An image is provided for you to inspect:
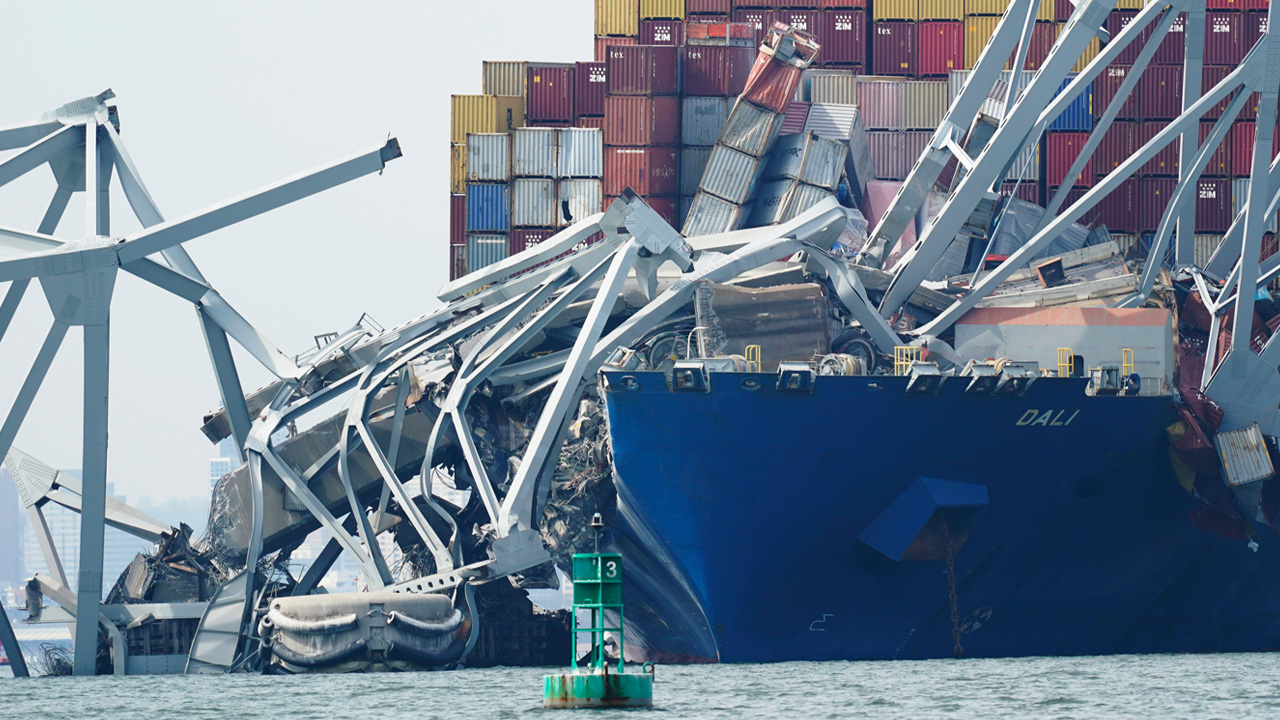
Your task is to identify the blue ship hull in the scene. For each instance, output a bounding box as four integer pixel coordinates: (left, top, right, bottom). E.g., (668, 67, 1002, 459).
(602, 371, 1280, 662)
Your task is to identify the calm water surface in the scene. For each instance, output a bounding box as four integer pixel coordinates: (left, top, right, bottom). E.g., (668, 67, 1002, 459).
(3, 653, 1279, 719)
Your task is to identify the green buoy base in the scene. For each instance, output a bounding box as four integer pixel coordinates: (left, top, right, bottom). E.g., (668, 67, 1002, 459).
(543, 671, 654, 708)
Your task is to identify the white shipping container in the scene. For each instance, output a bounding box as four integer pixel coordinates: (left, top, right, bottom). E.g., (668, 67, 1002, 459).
(466, 133, 510, 182)
(683, 191, 746, 237)
(902, 80, 949, 130)
(681, 146, 714, 196)
(683, 97, 733, 147)
(512, 128, 557, 178)
(810, 73, 859, 106)
(558, 128, 604, 179)
(699, 144, 763, 205)
(558, 179, 602, 227)
(720, 101, 784, 158)
(511, 178, 557, 227)
(466, 233, 510, 272)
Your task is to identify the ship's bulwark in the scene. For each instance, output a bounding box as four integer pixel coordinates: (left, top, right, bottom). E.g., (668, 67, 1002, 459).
(604, 371, 1280, 663)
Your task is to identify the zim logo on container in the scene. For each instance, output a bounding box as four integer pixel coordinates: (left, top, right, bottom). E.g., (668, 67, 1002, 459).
(1015, 409, 1081, 427)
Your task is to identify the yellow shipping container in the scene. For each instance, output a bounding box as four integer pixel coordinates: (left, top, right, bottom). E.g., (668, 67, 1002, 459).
(450, 144, 467, 195)
(450, 95, 525, 145)
(640, 0, 684, 20)
(596, 0, 640, 36)
(919, 0, 965, 20)
(964, 15, 1000, 69)
(963, 0, 1053, 20)
(482, 61, 528, 97)
(874, 0, 920, 20)
(1116, 0, 1144, 8)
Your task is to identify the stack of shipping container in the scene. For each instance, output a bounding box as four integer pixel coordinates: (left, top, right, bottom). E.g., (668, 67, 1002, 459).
(448, 0, 1280, 278)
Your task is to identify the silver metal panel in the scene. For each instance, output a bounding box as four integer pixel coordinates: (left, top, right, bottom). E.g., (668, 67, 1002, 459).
(782, 183, 834, 223)
(1217, 423, 1276, 486)
(466, 133, 510, 182)
(682, 97, 733, 147)
(511, 178, 556, 227)
(698, 144, 763, 205)
(681, 146, 714, 196)
(903, 80, 950, 131)
(557, 179, 602, 227)
(762, 131, 847, 190)
(483, 61, 528, 96)
(466, 233, 511, 271)
(512, 128, 556, 178)
(683, 191, 746, 237)
(810, 73, 859, 105)
(720, 101, 784, 158)
(557, 128, 603, 179)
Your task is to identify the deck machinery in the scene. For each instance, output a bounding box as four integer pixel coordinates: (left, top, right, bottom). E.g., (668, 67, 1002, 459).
(0, 0, 1278, 674)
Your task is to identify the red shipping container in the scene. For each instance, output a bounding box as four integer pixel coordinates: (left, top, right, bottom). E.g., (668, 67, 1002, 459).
(820, 0, 868, 8)
(1138, 177, 1177, 232)
(1244, 0, 1269, 9)
(730, 9, 777, 47)
(1022, 22, 1057, 71)
(684, 45, 757, 95)
(576, 116, 608, 131)
(510, 228, 556, 254)
(604, 147, 680, 196)
(1136, 121, 1180, 177)
(743, 53, 804, 112)
(1199, 121, 1234, 177)
(918, 21, 963, 76)
(604, 95, 681, 146)
(595, 36, 639, 63)
(776, 0, 822, 8)
(1153, 13, 1186, 66)
(1046, 132, 1094, 188)
(687, 0, 732, 13)
(607, 45, 682, 95)
(1094, 121, 1135, 180)
(640, 19, 686, 45)
(816, 9, 869, 66)
(1058, 179, 1139, 233)
(450, 194, 466, 247)
(526, 64, 576, 123)
(1106, 11, 1153, 66)
(1137, 65, 1183, 120)
(576, 62, 607, 117)
(778, 9, 820, 35)
(1231, 122, 1280, 177)
(1094, 65, 1140, 120)
(1201, 65, 1233, 121)
(1205, 12, 1245, 65)
(872, 21, 918, 77)
(686, 20, 756, 46)
(1196, 178, 1233, 232)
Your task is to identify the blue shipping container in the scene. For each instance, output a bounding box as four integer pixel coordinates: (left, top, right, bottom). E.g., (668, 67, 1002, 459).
(466, 182, 511, 232)
(1048, 77, 1093, 133)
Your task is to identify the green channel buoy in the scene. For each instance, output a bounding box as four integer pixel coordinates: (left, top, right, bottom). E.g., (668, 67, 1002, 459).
(543, 514, 654, 709)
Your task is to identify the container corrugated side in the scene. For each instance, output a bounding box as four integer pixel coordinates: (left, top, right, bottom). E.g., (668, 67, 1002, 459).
(816, 9, 868, 66)
(607, 44, 681, 96)
(811, 73, 859, 105)
(763, 132, 848, 190)
(681, 146, 715, 196)
(1047, 76, 1093, 132)
(918, 0, 963, 20)
(559, 128, 604, 178)
(511, 178, 557, 228)
(597, 0, 641, 36)
(749, 179, 799, 226)
(511, 229, 557, 254)
(683, 191, 746, 236)
(512, 128, 556, 178)
(918, 21, 964, 76)
(449, 243, 467, 281)
(782, 182, 835, 222)
(687, 0, 729, 13)
(595, 35, 640, 63)
(1196, 178, 1232, 233)
(1137, 177, 1176, 233)
(873, 0, 919, 20)
(965, 0, 1053, 19)
(902, 80, 948, 129)
(558, 179, 603, 227)
(1233, 178, 1280, 234)
(1198, 121, 1233, 178)
(640, 19, 685, 45)
(450, 144, 467, 194)
(780, 101, 812, 135)
(466, 233, 510, 272)
(871, 20, 919, 77)
(640, 0, 685, 19)
(856, 76, 905, 130)
(720, 101, 784, 157)
(700, 144, 763, 204)
(1205, 13, 1245, 65)
(683, 97, 733, 146)
(1216, 423, 1276, 486)
(604, 95, 682, 146)
(466, 183, 511, 232)
(527, 64, 576, 123)
(483, 62, 528, 97)
(901, 130, 930, 176)
(962, 15, 998, 69)
(576, 62, 608, 117)
(1194, 234, 1224, 270)
(467, 133, 511, 182)
(1063, 24, 1100, 73)
(867, 131, 907, 180)
(450, 194, 466, 247)
(452, 95, 525, 144)
(603, 146, 680, 196)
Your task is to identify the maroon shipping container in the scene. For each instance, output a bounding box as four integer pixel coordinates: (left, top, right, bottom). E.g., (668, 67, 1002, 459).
(918, 21, 963, 77)
(730, 9, 777, 47)
(576, 62, 607, 117)
(815, 9, 869, 66)
(1094, 65, 1139, 120)
(776, 0, 822, 8)
(777, 9, 819, 35)
(1023, 21, 1057, 71)
(1196, 178, 1233, 233)
(780, 100, 811, 134)
(1138, 177, 1177, 232)
(743, 53, 804, 112)
(1137, 65, 1183, 120)
(1202, 65, 1233, 121)
(449, 244, 466, 282)
(1106, 12, 1153, 66)
(1232, 122, 1280, 177)
(1242, 10, 1268, 51)
(640, 19, 686, 45)
(511, 228, 556, 254)
(607, 45, 682, 95)
(687, 0, 732, 13)
(1054, 0, 1074, 22)
(684, 45, 757, 95)
(1001, 180, 1041, 205)
(526, 64, 576, 123)
(450, 194, 466, 247)
(604, 95, 682, 146)
(576, 116, 608, 131)
(1199, 121, 1234, 177)
(1206, 0, 1247, 7)
(1046, 132, 1094, 188)
(1244, 0, 1268, 9)
(1094, 121, 1135, 181)
(604, 147, 680, 196)
(1153, 13, 1185, 66)
(1058, 179, 1139, 233)
(1136, 122, 1180, 177)
(1205, 12, 1245, 65)
(820, 0, 868, 8)
(872, 21, 918, 77)
(595, 36, 639, 63)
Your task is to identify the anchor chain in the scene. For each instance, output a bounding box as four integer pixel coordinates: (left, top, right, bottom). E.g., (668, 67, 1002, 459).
(941, 514, 963, 659)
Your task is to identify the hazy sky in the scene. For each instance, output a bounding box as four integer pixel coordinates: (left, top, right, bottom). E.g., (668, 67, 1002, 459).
(0, 1, 594, 505)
